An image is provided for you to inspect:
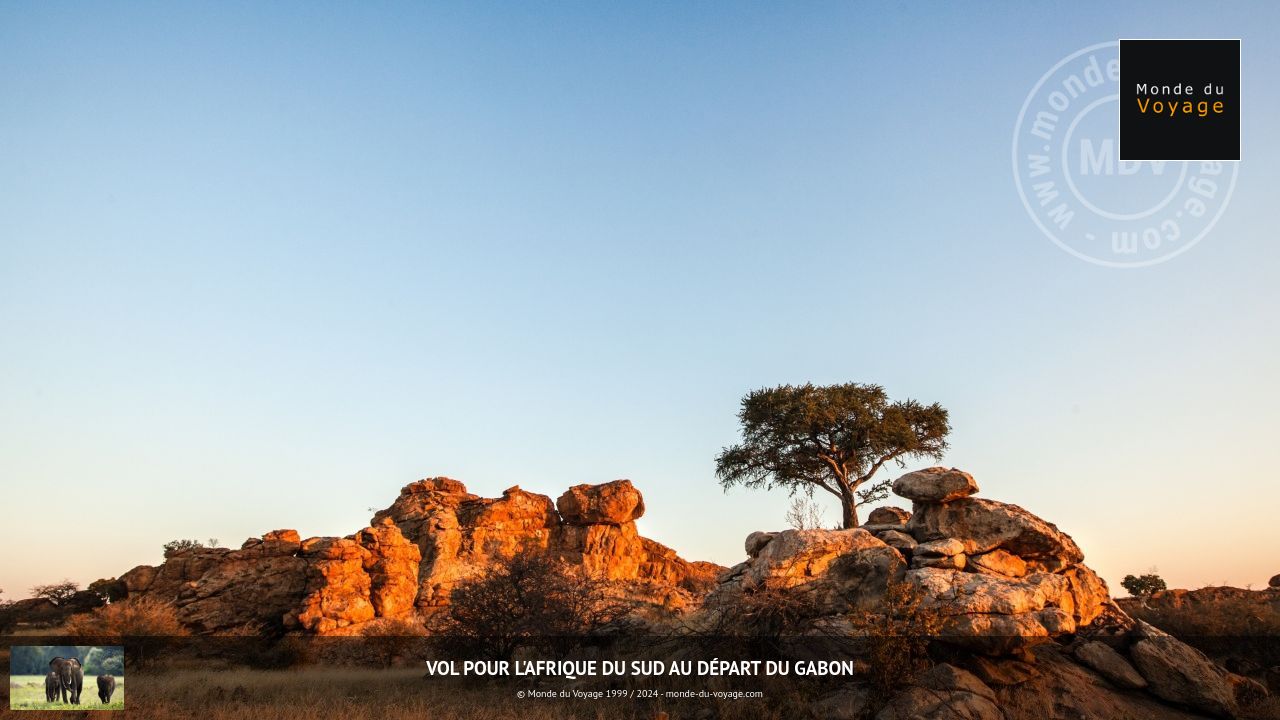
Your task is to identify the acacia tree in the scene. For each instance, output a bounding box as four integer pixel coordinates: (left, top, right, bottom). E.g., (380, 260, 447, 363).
(30, 580, 79, 606)
(715, 383, 950, 528)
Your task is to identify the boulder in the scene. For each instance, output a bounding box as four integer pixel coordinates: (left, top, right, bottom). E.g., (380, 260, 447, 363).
(913, 553, 966, 570)
(119, 564, 159, 596)
(1073, 640, 1147, 689)
(912, 538, 966, 570)
(891, 467, 978, 503)
(745, 531, 777, 558)
(876, 664, 1001, 720)
(874, 529, 917, 553)
(556, 479, 645, 525)
(907, 568, 1078, 654)
(908, 497, 1084, 569)
(967, 549, 1028, 578)
(993, 645, 1219, 720)
(732, 529, 905, 613)
(1270, 574, 1280, 589)
(866, 506, 911, 526)
(964, 655, 1040, 686)
(915, 538, 966, 557)
(1129, 621, 1238, 718)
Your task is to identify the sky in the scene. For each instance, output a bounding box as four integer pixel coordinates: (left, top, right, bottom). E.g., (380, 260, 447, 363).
(2, 2, 1278, 600)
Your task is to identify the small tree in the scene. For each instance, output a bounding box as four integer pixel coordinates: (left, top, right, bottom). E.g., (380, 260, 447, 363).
(716, 383, 950, 528)
(1122, 573, 1167, 598)
(30, 580, 79, 606)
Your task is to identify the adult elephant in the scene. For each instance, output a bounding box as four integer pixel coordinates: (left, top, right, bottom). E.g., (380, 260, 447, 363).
(44, 671, 59, 703)
(97, 674, 116, 704)
(48, 656, 83, 704)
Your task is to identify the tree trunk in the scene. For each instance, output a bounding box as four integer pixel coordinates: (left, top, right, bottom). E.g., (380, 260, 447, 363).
(839, 485, 858, 529)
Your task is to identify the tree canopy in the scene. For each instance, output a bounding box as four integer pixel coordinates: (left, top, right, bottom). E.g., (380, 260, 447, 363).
(1121, 573, 1167, 598)
(715, 382, 950, 528)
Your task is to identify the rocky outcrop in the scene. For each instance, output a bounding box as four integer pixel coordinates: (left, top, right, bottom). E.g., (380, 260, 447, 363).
(1270, 574, 1280, 589)
(988, 645, 1221, 719)
(908, 497, 1084, 573)
(121, 478, 716, 633)
(370, 478, 717, 610)
(715, 529, 905, 614)
(173, 531, 308, 633)
(707, 466, 1266, 719)
(355, 519, 421, 619)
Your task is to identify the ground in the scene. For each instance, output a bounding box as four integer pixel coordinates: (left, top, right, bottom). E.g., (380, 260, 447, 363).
(7, 674, 125, 711)
(0, 667, 786, 719)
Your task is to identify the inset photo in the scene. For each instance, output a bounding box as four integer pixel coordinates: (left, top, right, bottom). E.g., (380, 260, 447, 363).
(7, 646, 124, 711)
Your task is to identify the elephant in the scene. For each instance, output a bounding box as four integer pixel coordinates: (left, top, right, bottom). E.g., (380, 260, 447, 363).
(44, 671, 59, 703)
(97, 674, 116, 704)
(48, 656, 83, 704)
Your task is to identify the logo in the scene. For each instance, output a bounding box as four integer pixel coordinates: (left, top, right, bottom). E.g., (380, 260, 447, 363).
(1012, 42, 1238, 268)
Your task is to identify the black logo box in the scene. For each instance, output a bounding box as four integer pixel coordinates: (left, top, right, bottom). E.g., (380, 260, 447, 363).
(1119, 39, 1240, 161)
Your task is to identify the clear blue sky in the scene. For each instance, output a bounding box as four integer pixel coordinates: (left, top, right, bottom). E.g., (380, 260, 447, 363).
(2, 2, 1278, 599)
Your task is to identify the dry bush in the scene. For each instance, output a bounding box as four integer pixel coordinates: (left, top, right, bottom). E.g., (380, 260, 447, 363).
(95, 665, 802, 720)
(432, 552, 632, 662)
(846, 579, 944, 701)
(61, 596, 189, 670)
(325, 617, 431, 667)
(1125, 595, 1280, 675)
(61, 596, 188, 637)
(1127, 596, 1280, 639)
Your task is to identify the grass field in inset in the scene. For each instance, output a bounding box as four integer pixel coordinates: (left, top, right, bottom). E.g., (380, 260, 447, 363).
(7, 674, 125, 711)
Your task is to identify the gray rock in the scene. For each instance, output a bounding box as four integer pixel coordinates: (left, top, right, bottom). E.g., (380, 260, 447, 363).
(1129, 622, 1237, 717)
(892, 467, 979, 503)
(908, 497, 1084, 569)
(876, 664, 1001, 720)
(1074, 640, 1147, 689)
(875, 529, 917, 552)
(745, 531, 776, 558)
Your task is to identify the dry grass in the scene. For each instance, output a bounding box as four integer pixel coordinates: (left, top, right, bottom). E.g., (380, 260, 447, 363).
(0, 666, 800, 720)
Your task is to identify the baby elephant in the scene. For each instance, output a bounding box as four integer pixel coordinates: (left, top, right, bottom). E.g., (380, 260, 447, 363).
(44, 671, 59, 702)
(97, 675, 116, 704)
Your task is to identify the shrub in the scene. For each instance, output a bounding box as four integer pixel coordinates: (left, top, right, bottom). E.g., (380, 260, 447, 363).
(162, 539, 205, 556)
(62, 596, 189, 670)
(62, 596, 188, 638)
(432, 552, 631, 662)
(846, 579, 944, 701)
(1121, 573, 1167, 598)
